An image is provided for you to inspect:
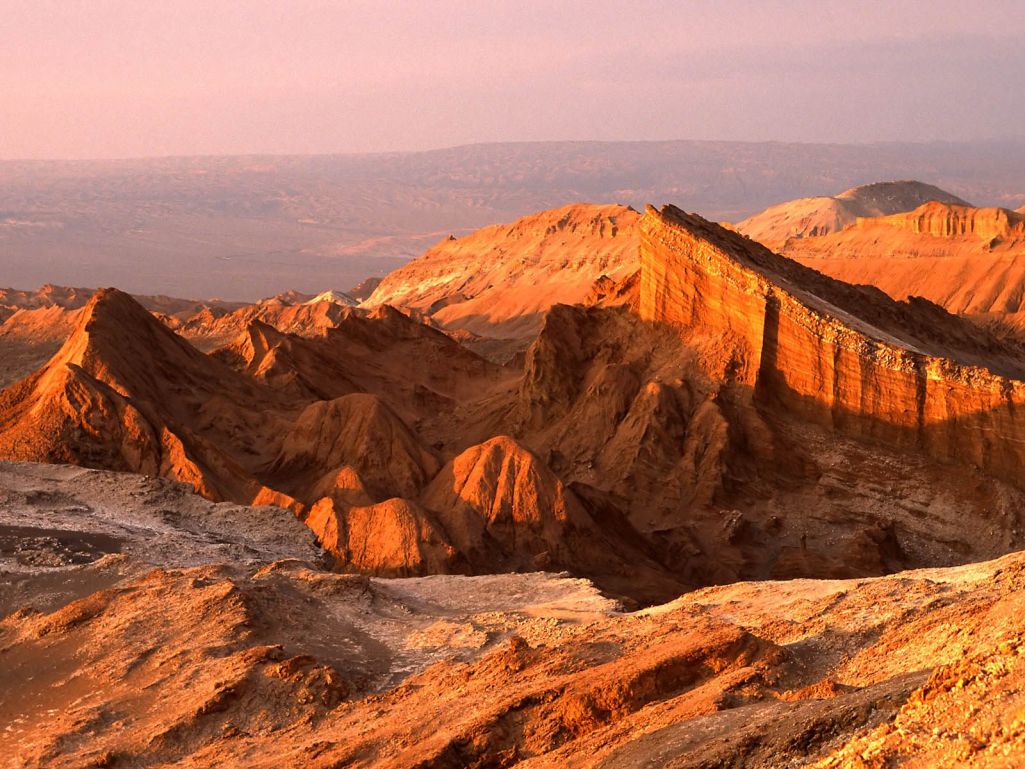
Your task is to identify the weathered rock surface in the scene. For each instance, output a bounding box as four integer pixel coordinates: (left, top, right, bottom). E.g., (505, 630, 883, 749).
(478, 206, 1025, 589)
(0, 290, 682, 600)
(776, 202, 1025, 327)
(270, 394, 440, 503)
(0, 289, 286, 504)
(364, 203, 640, 339)
(0, 285, 242, 388)
(9, 206, 1025, 600)
(3, 463, 1025, 769)
(305, 496, 456, 576)
(641, 204, 1025, 485)
(735, 180, 969, 249)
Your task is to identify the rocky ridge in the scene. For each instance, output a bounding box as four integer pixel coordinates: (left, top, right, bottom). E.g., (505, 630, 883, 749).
(363, 203, 641, 341)
(641, 203, 1025, 484)
(8, 204, 1025, 600)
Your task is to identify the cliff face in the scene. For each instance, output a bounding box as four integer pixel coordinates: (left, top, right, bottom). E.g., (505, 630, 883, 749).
(639, 204, 1025, 488)
(870, 201, 1025, 240)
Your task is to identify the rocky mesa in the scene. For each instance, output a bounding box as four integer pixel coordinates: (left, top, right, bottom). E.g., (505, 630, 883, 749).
(734, 180, 970, 249)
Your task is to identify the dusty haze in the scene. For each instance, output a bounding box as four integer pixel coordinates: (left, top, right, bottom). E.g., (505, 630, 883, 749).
(4, 141, 1025, 300)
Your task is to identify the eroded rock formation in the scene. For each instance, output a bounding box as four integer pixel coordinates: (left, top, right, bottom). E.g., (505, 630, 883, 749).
(774, 203, 1025, 329)
(363, 203, 641, 340)
(8, 204, 1025, 598)
(640, 204, 1025, 485)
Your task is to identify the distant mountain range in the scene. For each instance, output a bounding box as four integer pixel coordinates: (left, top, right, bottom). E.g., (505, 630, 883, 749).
(3, 140, 1024, 300)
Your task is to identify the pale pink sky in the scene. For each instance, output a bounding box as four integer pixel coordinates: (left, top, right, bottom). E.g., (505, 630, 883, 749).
(2, 0, 1023, 159)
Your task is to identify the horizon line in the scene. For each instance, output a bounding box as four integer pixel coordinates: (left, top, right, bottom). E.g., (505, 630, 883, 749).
(3, 136, 1025, 165)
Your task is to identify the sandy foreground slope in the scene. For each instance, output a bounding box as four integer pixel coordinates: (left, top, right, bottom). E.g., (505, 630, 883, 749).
(2, 460, 1025, 768)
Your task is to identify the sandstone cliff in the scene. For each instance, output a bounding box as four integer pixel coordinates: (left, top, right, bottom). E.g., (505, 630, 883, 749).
(640, 204, 1025, 484)
(483, 206, 1025, 588)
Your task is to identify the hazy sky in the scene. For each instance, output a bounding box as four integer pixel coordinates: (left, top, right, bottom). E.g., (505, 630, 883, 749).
(3, 0, 1024, 159)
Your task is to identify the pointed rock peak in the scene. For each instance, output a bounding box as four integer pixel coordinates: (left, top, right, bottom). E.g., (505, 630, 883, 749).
(244, 318, 287, 347)
(305, 495, 455, 577)
(53, 286, 192, 366)
(366, 304, 407, 322)
(435, 436, 556, 484)
(272, 392, 439, 502)
(422, 435, 580, 529)
(82, 287, 154, 323)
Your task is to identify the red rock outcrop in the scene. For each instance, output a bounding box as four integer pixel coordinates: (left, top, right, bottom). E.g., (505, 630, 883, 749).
(420, 436, 591, 564)
(639, 204, 1025, 487)
(0, 289, 285, 503)
(214, 304, 509, 421)
(269, 393, 440, 504)
(364, 203, 641, 338)
(0, 285, 246, 387)
(485, 206, 1025, 587)
(775, 202, 1025, 323)
(419, 435, 685, 602)
(305, 496, 457, 576)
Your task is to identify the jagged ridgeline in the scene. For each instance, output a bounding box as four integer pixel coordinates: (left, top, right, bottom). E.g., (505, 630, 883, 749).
(5, 203, 1025, 602)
